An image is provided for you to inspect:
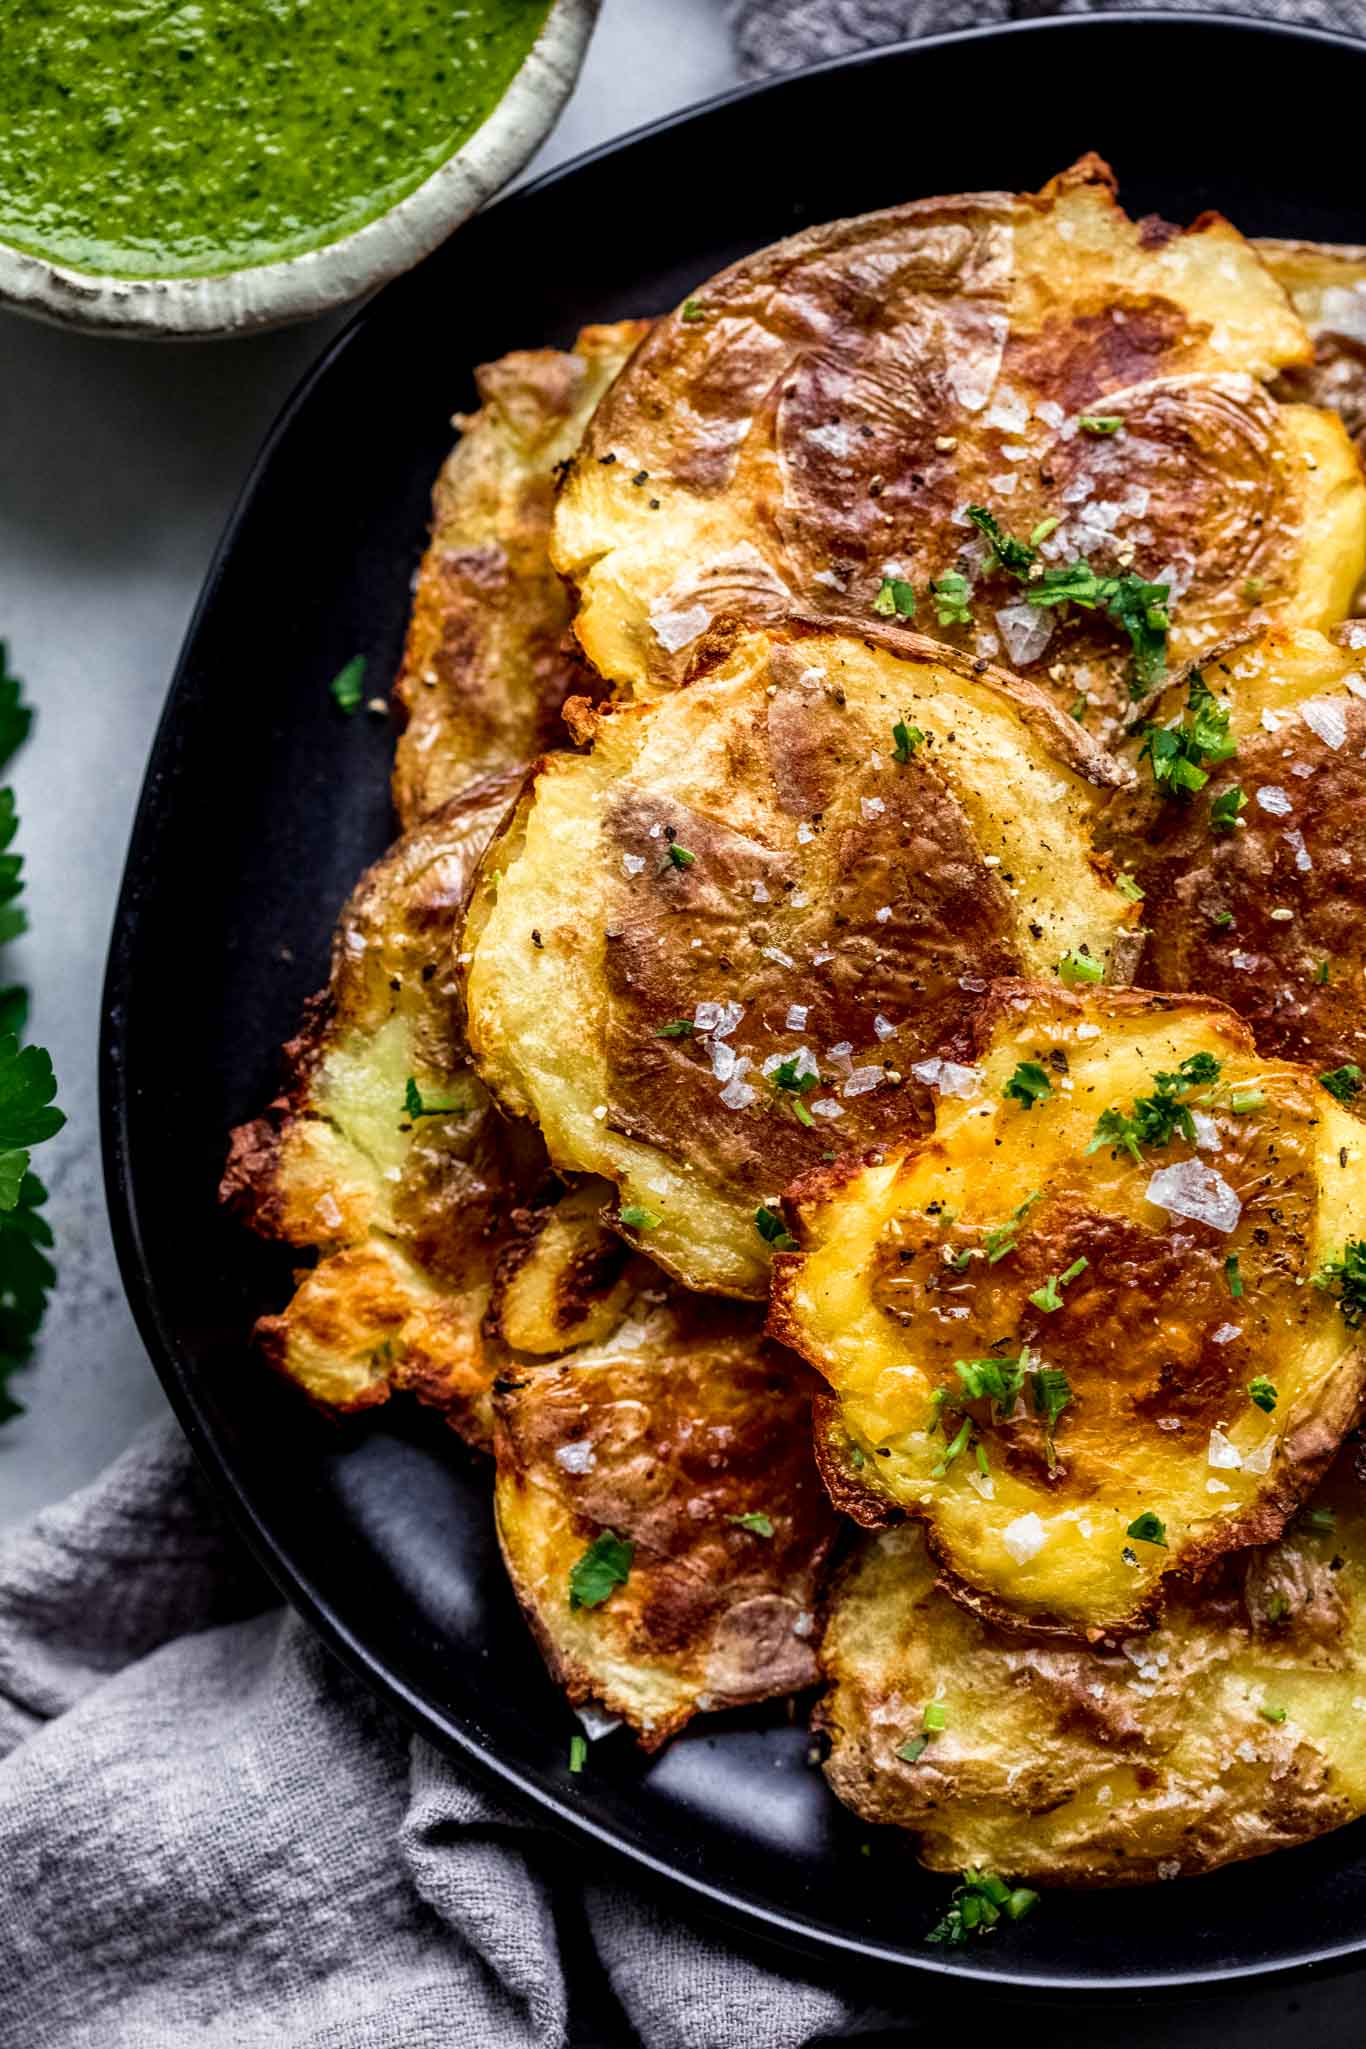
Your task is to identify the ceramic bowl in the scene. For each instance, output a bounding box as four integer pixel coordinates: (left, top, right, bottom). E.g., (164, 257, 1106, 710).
(0, 0, 599, 340)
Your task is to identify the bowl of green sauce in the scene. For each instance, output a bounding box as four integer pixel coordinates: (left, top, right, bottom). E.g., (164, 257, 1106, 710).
(0, 0, 597, 337)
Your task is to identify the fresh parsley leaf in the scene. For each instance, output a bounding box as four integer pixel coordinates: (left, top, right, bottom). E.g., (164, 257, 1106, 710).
(1260, 1703, 1288, 1725)
(981, 1189, 1042, 1264)
(955, 1353, 1025, 1411)
(0, 791, 27, 946)
(1248, 1377, 1277, 1413)
(1139, 673, 1235, 796)
(619, 1204, 661, 1231)
(1316, 960, 1331, 985)
(771, 1058, 818, 1096)
(755, 1204, 798, 1252)
(1115, 872, 1145, 903)
(568, 1530, 634, 1610)
(923, 1700, 947, 1732)
(892, 715, 925, 763)
(1229, 1088, 1265, 1115)
(329, 654, 366, 715)
(1028, 1256, 1088, 1313)
(966, 506, 1037, 575)
(1058, 949, 1103, 986)
(0, 646, 34, 775)
(1029, 517, 1061, 548)
(873, 577, 917, 620)
(1031, 1366, 1073, 1468)
(1320, 1065, 1363, 1105)
(680, 298, 705, 322)
(929, 572, 973, 626)
(666, 842, 695, 869)
(1126, 1511, 1167, 1547)
(1209, 786, 1247, 834)
(1003, 1060, 1052, 1109)
(569, 1734, 588, 1773)
(1086, 1054, 1218, 1163)
(931, 1413, 973, 1478)
(1225, 1254, 1244, 1300)
(1078, 415, 1123, 435)
(1025, 562, 1170, 694)
(896, 1735, 929, 1764)
(927, 1870, 1038, 1946)
(0, 1172, 56, 1425)
(1303, 1507, 1337, 1533)
(1314, 1239, 1366, 1328)
(729, 1511, 774, 1538)
(1266, 1592, 1290, 1622)
(654, 1019, 696, 1038)
(402, 1075, 466, 1120)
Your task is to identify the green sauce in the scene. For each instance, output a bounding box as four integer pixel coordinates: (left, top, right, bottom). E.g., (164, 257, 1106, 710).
(0, 0, 552, 278)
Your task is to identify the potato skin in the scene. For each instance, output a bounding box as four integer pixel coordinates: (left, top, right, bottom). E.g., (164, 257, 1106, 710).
(1260, 238, 1366, 479)
(462, 618, 1140, 1299)
(392, 322, 647, 828)
(819, 1451, 1366, 1884)
(553, 155, 1336, 735)
(771, 980, 1366, 1639)
(493, 1298, 838, 1745)
(1106, 624, 1366, 1072)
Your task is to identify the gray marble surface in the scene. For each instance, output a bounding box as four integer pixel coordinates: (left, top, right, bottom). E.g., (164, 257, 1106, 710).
(0, 0, 737, 1532)
(2, 8, 1364, 2036)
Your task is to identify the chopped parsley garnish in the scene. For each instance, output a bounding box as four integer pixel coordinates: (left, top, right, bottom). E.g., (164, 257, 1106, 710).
(1058, 948, 1103, 986)
(1139, 672, 1236, 796)
(1031, 1365, 1073, 1468)
(1209, 786, 1247, 834)
(1126, 1511, 1167, 1548)
(892, 715, 926, 762)
(666, 842, 695, 869)
(329, 653, 366, 714)
(655, 1018, 697, 1038)
(1003, 1060, 1052, 1109)
(896, 1735, 929, 1764)
(1029, 516, 1061, 548)
(1303, 1506, 1337, 1533)
(966, 505, 1038, 575)
(1320, 1065, 1363, 1104)
(619, 1204, 661, 1231)
(771, 1058, 818, 1096)
(1314, 1240, 1366, 1327)
(1248, 1377, 1277, 1414)
(1115, 872, 1145, 903)
(1243, 577, 1265, 604)
(931, 1413, 973, 1478)
(873, 576, 917, 620)
(680, 297, 705, 322)
(1078, 415, 1123, 435)
(403, 1076, 465, 1121)
(927, 1870, 1038, 1947)
(1316, 960, 1331, 985)
(569, 1734, 588, 1773)
(755, 1204, 798, 1252)
(1086, 1053, 1221, 1162)
(1028, 1257, 1088, 1313)
(923, 1700, 947, 1732)
(729, 1511, 774, 1538)
(930, 572, 973, 626)
(981, 1189, 1042, 1264)
(1214, 909, 1235, 929)
(1259, 1703, 1288, 1725)
(1229, 1088, 1265, 1115)
(1266, 1592, 1290, 1623)
(1225, 1254, 1243, 1299)
(955, 1352, 1026, 1413)
(568, 1530, 634, 1610)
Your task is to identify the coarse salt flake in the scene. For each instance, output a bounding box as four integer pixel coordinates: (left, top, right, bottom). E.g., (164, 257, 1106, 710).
(1255, 785, 1293, 817)
(1208, 1427, 1243, 1471)
(555, 1442, 596, 1475)
(910, 1057, 983, 1100)
(622, 853, 646, 876)
(649, 602, 711, 652)
(1300, 698, 1348, 750)
(810, 1097, 844, 1118)
(843, 1065, 884, 1097)
(785, 1004, 809, 1031)
(1002, 1513, 1046, 1563)
(995, 602, 1054, 668)
(861, 795, 885, 820)
(875, 906, 892, 924)
(1145, 1160, 1241, 1233)
(873, 1014, 897, 1041)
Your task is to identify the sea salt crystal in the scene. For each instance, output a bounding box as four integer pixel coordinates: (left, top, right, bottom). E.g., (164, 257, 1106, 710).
(1210, 1323, 1242, 1345)
(762, 1045, 818, 1082)
(719, 1077, 756, 1109)
(1145, 1160, 1241, 1233)
(985, 389, 1030, 434)
(1034, 399, 1065, 429)
(910, 1057, 983, 1100)
(1208, 1427, 1243, 1471)
(995, 602, 1054, 668)
(843, 1066, 885, 1097)
(1231, 951, 1259, 972)
(968, 1469, 996, 1500)
(762, 946, 797, 969)
(785, 1004, 809, 1031)
(861, 795, 885, 820)
(796, 821, 815, 844)
(752, 880, 770, 903)
(555, 1442, 597, 1475)
(1191, 1110, 1222, 1152)
(873, 1014, 897, 1041)
(711, 1041, 741, 1082)
(1255, 784, 1293, 817)
(811, 1097, 844, 1118)
(1300, 698, 1348, 750)
(1207, 1478, 1231, 1495)
(1002, 1513, 1046, 1563)
(576, 1706, 622, 1741)
(1260, 708, 1283, 733)
(695, 999, 744, 1038)
(875, 906, 892, 924)
(1243, 1437, 1275, 1475)
(622, 853, 646, 876)
(1157, 1861, 1182, 1882)
(1284, 828, 1313, 873)
(650, 602, 711, 652)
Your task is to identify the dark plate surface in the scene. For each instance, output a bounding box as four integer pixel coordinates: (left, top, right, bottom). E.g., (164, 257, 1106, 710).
(102, 12, 1366, 1990)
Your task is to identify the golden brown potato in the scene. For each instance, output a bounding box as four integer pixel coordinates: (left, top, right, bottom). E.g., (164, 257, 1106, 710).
(221, 781, 632, 1444)
(819, 1449, 1366, 1884)
(392, 322, 647, 828)
(461, 618, 1141, 1300)
(770, 981, 1366, 1639)
(1105, 624, 1366, 1073)
(1260, 238, 1366, 472)
(493, 1295, 837, 1746)
(552, 156, 1357, 736)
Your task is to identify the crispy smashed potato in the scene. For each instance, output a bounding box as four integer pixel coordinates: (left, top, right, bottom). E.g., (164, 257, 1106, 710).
(552, 155, 1359, 735)
(462, 619, 1141, 1299)
(1261, 238, 1366, 473)
(493, 1296, 837, 1745)
(222, 781, 632, 1444)
(820, 1450, 1366, 1883)
(1106, 624, 1366, 1072)
(392, 322, 647, 828)
(771, 982, 1366, 1638)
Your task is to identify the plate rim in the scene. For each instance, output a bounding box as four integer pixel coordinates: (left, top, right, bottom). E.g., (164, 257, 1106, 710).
(100, 7, 1366, 1992)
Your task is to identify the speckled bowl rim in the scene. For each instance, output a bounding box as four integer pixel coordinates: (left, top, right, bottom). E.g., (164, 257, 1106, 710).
(0, 0, 599, 340)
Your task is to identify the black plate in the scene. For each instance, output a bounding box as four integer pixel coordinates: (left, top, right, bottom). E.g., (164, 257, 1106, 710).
(102, 12, 1366, 1990)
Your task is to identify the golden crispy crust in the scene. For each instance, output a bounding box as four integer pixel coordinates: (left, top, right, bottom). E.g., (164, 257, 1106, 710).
(1261, 239, 1366, 474)
(818, 1455, 1366, 1884)
(1104, 624, 1366, 1071)
(493, 1297, 837, 1746)
(553, 156, 1345, 736)
(461, 619, 1141, 1298)
(391, 323, 648, 828)
(771, 980, 1366, 1639)
(221, 778, 632, 1445)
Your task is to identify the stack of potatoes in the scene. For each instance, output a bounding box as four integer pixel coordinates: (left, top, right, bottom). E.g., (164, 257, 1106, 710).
(223, 158, 1366, 1890)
